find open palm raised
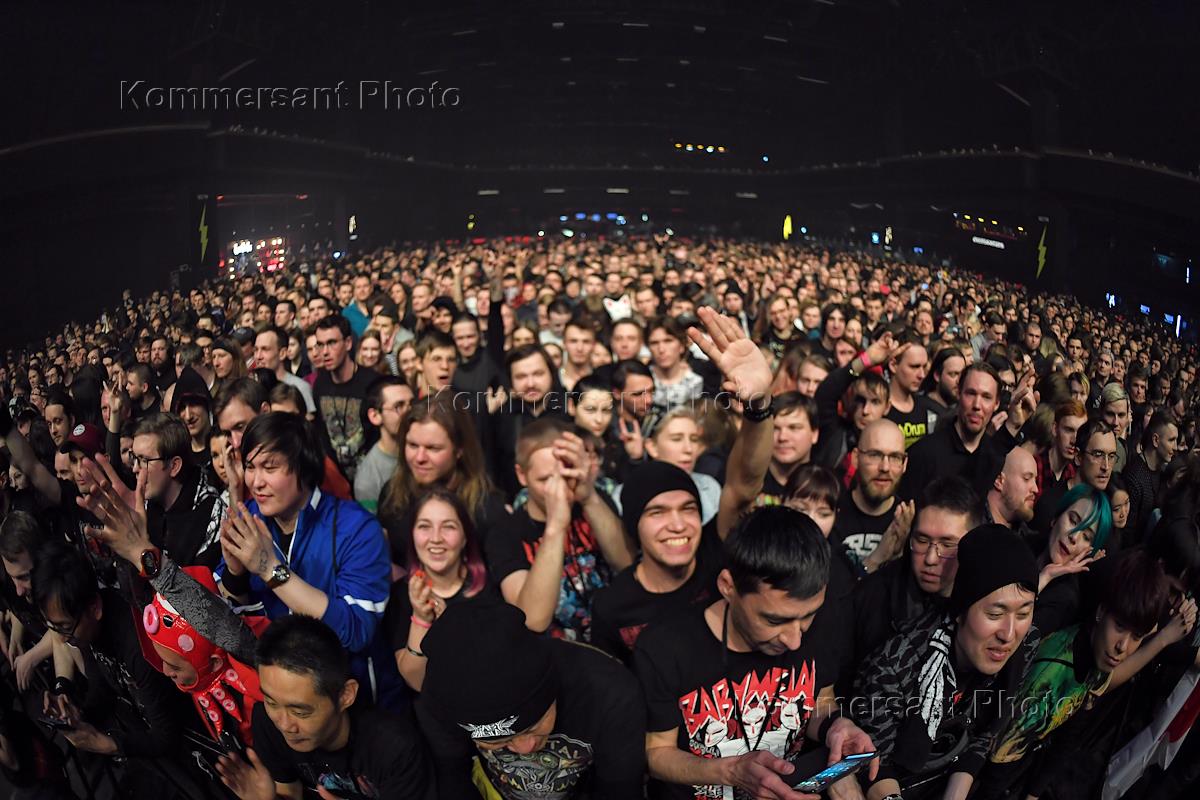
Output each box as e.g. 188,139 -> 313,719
688,306 -> 773,405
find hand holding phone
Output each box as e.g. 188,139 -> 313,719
787,751 -> 876,791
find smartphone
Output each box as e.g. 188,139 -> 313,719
788,751 -> 876,791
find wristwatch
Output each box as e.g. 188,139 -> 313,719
137,547 -> 162,580
266,563 -> 292,589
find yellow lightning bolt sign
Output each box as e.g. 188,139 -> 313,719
783,214 -> 793,241
1036,224 -> 1047,279
199,204 -> 209,264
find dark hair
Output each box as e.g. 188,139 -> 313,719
1075,418 -> 1116,456
920,476 -> 983,528
1100,549 -> 1169,638
1142,410 -> 1178,450
958,361 -> 1000,394
782,464 -> 841,510
0,511 -> 42,561
255,615 -> 351,701
256,326 -> 289,352
240,412 -> 325,492
214,377 -> 269,422
267,382 -> 306,414
402,487 -> 488,597
314,314 -> 352,339
612,358 -> 653,390
177,343 -> 204,368
571,374 -> 611,401
132,412 -> 192,466
646,316 -> 688,347
127,362 -> 153,388
365,374 -> 409,413
43,390 -> 75,419
774,392 -> 817,428
32,541 -> 97,622
416,330 -> 456,360
725,506 -> 830,599
504,343 -> 554,380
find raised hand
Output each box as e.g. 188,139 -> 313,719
216,749 -> 276,800
864,500 -> 915,571
863,331 -> 907,370
1161,597 -> 1199,645
222,441 -> 245,509
1039,549 -> 1104,592
618,417 -> 645,460
552,432 -> 593,502
543,472 -> 572,535
409,570 -> 439,624
75,455 -> 150,564
688,305 -> 773,406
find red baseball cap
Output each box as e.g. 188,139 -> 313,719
60,423 -> 103,459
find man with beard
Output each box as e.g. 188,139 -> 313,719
900,363 -> 1034,503
149,335 -> 175,393
833,419 -> 915,569
985,446 -> 1039,539
922,347 -> 965,418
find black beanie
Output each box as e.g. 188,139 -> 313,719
948,524 -> 1039,616
621,461 -> 701,536
421,600 -> 558,740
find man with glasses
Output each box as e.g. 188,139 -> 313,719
834,419 -> 914,569
312,316 -> 377,481
35,540 -> 188,763
132,413 -> 220,568
843,477 -> 983,683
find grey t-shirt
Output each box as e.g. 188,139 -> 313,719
354,442 -> 399,513
280,371 -> 317,414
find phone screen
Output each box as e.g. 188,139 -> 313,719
790,752 -> 875,791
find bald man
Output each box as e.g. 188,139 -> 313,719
986,446 -> 1039,531
835,419 -> 914,565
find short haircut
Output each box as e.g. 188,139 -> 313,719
127,363 -> 152,387
774,392 -> 817,427
214,377 -> 269,422
0,511 -> 43,561
1100,382 -> 1129,408
240,412 -> 325,491
547,299 -> 572,317
255,615 -> 351,701
1101,549 -> 1169,638
515,416 -> 576,468
256,326 -> 289,351
504,343 -> 554,379
612,358 -> 653,391
725,506 -> 830,600
1076,419 -> 1116,454
1055,400 -> 1087,422
365,374 -> 408,412
416,330 -> 456,359
782,464 -> 841,510
314,314 -> 352,339
850,370 -> 889,402
571,374 -> 611,401
1142,410 -> 1178,449
32,541 -> 96,622
646,316 -> 688,347
177,343 -> 204,368
920,476 -> 983,529
267,382 -> 306,413
132,413 -> 192,465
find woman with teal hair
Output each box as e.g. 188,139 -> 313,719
1032,482 -> 1113,634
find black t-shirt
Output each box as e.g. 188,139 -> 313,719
832,493 -> 897,562
591,521 -> 723,662
885,393 -> 941,450
384,580 -> 501,653
251,703 -> 433,800
416,639 -> 647,800
313,366 -> 379,479
632,603 -> 840,800
485,504 -> 615,642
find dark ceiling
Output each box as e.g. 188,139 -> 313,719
4,0 -> 1198,174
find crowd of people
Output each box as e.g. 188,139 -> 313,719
0,234 -> 1199,800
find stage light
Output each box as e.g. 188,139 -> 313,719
762,155 -> 769,163
537,230 -> 545,237
562,228 -> 575,237
686,144 -> 694,151
870,232 -> 880,245
706,146 -> 714,153
675,142 -> 682,148
641,214 -> 649,222
800,226 -> 808,235
559,215 -> 568,222
575,213 -> 586,220
717,146 -> 726,153
665,227 -> 674,236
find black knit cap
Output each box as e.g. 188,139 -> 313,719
421,600 -> 558,740
948,524 -> 1039,616
621,461 -> 700,536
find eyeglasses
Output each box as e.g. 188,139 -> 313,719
1084,450 -> 1119,464
858,450 -> 907,466
311,339 -> 344,350
45,614 -> 81,639
131,454 -> 166,469
910,532 -> 959,559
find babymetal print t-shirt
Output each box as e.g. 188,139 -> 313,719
486,504 -> 615,642
633,604 -> 839,800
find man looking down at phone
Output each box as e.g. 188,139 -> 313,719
634,506 -> 878,800
852,525 -> 1039,800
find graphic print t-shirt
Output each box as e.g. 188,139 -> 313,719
313,367 -> 378,480
633,606 -> 838,800
251,704 -> 433,799
885,394 -> 940,450
486,505 -> 614,641
832,493 -> 898,562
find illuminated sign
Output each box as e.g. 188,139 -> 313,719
232,240 -> 253,255
971,235 -> 1006,250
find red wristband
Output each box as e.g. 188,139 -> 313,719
410,615 -> 432,630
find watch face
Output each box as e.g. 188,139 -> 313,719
140,549 -> 160,575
